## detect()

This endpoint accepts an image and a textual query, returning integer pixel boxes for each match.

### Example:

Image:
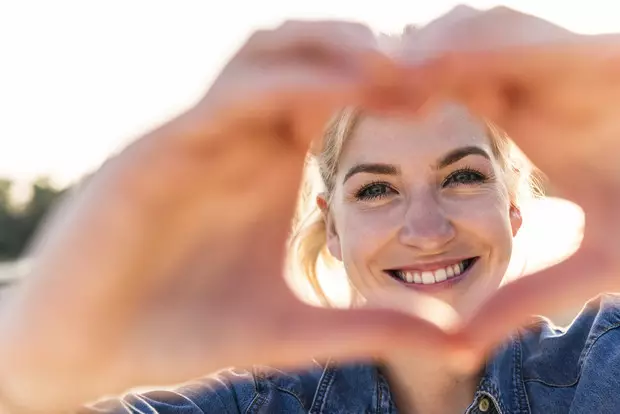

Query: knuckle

[278,19,310,30]
[276,19,323,37]
[488,5,518,15]
[278,19,373,42]
[244,29,273,48]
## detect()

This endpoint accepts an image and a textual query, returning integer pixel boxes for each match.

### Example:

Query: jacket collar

[311,358,391,413]
[314,335,530,414]
[473,334,531,414]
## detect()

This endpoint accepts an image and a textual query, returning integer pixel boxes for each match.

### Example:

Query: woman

[1,6,620,414]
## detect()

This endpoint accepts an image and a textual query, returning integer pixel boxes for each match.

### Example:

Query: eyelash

[355,181,396,201]
[441,167,490,188]
[354,168,490,201]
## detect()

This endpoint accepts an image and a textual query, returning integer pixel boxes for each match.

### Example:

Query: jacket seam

[244,367,266,414]
[376,372,382,414]
[523,321,620,387]
[513,335,532,414]
[244,393,266,414]
[309,359,336,414]
[273,386,306,408]
[577,320,620,369]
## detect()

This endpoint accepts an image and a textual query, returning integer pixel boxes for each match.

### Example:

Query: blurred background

[1,0,618,323]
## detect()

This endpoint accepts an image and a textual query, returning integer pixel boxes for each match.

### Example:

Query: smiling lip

[385,257,479,292]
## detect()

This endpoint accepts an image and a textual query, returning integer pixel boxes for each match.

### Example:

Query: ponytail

[289,158,332,306]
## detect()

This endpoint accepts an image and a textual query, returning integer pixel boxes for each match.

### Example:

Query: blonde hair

[290,108,541,306]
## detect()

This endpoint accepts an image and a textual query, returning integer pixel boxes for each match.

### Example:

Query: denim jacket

[85,294,620,414]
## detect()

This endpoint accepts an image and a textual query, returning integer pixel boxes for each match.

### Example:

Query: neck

[381,351,484,414]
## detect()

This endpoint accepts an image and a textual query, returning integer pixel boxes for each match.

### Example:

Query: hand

[0,21,456,411]
[408,6,620,353]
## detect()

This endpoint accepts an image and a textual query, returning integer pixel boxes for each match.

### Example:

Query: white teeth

[434,268,447,282]
[421,271,434,284]
[391,259,471,285]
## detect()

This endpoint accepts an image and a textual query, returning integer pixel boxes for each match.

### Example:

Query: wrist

[0,369,85,414]
[0,369,47,414]
[0,302,81,413]
[0,393,38,414]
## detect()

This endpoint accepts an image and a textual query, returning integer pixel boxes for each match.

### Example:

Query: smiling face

[322,106,522,309]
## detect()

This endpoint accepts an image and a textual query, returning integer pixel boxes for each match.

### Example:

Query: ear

[316,193,342,261]
[509,205,522,237]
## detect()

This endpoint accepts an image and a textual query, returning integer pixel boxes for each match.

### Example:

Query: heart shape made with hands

[3,9,620,411]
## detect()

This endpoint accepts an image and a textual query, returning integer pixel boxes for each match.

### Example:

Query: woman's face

[324,106,521,309]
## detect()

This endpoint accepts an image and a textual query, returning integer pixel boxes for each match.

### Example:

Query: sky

[0,0,605,295]
[1,0,619,196]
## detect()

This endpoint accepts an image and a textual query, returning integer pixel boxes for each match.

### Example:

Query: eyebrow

[437,146,491,169]
[343,163,399,184]
[342,145,491,184]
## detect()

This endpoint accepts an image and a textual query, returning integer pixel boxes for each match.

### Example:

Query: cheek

[334,205,402,281]
[443,190,513,251]
[336,219,393,298]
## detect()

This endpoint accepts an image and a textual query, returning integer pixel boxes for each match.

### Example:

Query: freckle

[502,82,528,112]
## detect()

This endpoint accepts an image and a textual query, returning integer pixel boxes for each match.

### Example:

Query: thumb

[463,242,617,356]
[290,293,461,365]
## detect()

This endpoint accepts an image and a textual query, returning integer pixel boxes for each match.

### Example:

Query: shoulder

[84,362,330,413]
[519,294,620,372]
[517,293,620,412]
[519,293,620,382]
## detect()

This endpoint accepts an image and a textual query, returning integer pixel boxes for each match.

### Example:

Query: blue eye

[355,182,396,200]
[443,168,487,187]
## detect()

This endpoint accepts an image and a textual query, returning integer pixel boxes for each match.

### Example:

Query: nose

[398,192,456,252]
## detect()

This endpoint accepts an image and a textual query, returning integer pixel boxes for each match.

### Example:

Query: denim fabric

[85,293,620,413]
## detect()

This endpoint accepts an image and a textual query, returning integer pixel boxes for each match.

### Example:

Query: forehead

[340,105,492,166]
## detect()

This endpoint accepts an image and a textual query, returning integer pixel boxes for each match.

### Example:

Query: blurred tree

[0,177,68,260]
[0,179,19,259]
[0,179,11,206]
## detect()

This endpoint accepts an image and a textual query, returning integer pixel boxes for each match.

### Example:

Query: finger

[128,293,462,388]
[242,20,401,101]
[244,20,379,65]
[462,242,617,356]
[415,36,620,111]
[268,305,461,369]
[362,287,461,332]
